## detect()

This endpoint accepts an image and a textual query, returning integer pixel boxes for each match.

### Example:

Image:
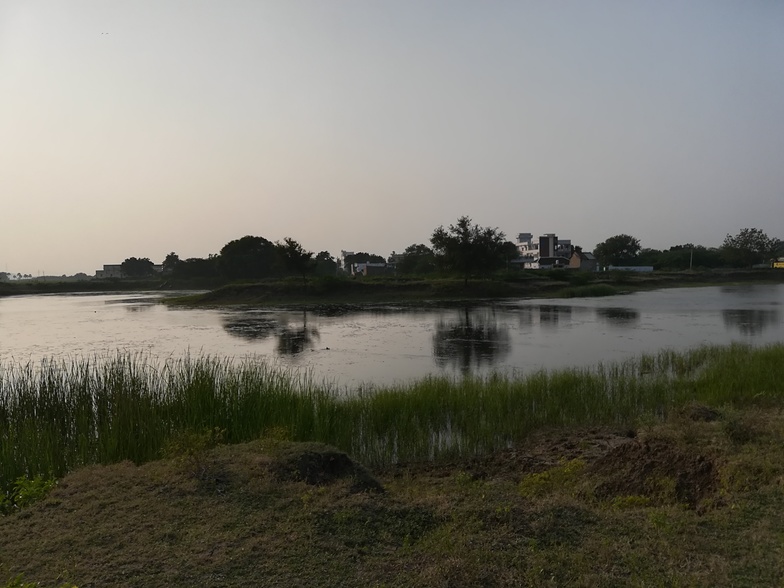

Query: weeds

[1,344,784,495]
[0,476,56,514]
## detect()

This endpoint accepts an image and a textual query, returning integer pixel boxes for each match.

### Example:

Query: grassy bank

[4,384,784,585]
[166,269,784,307]
[2,344,784,497]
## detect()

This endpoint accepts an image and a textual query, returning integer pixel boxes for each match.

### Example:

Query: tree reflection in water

[722,309,780,336]
[221,311,320,354]
[432,307,511,374]
[537,305,572,329]
[276,312,320,355]
[221,313,278,340]
[596,307,640,325]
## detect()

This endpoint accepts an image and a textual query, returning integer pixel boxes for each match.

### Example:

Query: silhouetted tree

[397,244,436,275]
[173,256,220,279]
[721,228,781,267]
[218,236,281,280]
[593,234,641,267]
[314,251,338,276]
[162,252,181,274]
[342,252,385,273]
[277,237,315,284]
[430,216,506,285]
[121,257,155,277]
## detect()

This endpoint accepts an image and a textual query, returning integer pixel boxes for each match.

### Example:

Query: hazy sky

[2,1,783,275]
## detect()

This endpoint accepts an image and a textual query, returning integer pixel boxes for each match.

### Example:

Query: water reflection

[537,305,572,329]
[221,311,320,355]
[276,322,320,355]
[432,308,511,374]
[221,313,278,340]
[125,304,154,313]
[722,309,780,336]
[596,307,640,325]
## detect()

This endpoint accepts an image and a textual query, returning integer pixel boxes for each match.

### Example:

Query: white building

[516,233,573,269]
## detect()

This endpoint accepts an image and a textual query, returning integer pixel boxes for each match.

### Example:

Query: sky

[1,1,783,276]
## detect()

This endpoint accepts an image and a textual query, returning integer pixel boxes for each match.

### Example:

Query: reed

[2,344,783,493]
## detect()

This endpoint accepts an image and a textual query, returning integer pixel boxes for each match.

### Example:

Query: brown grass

[3,404,784,587]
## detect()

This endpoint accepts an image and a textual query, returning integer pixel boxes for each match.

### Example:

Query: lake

[1,284,782,388]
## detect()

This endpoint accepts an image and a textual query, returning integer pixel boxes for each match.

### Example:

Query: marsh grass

[2,344,784,494]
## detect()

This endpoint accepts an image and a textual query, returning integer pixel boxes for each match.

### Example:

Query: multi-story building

[515,233,573,269]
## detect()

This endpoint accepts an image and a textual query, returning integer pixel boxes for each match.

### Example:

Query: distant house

[95,263,163,278]
[352,262,388,276]
[569,251,598,272]
[516,232,574,269]
[95,264,123,279]
[537,256,571,270]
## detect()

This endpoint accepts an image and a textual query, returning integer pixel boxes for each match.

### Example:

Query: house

[95,264,123,279]
[569,251,598,272]
[95,263,164,278]
[351,262,388,276]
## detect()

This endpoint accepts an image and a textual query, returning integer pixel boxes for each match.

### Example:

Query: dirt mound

[588,437,718,509]
[269,443,384,493]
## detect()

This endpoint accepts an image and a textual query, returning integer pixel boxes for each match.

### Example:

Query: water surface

[1,284,782,387]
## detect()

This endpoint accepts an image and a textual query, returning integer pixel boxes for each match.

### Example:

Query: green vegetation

[3,343,784,500]
[4,395,784,585]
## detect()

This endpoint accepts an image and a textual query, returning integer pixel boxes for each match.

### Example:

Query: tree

[342,252,385,273]
[721,228,781,267]
[276,237,315,284]
[314,251,338,276]
[430,216,507,285]
[657,244,725,270]
[593,234,641,267]
[218,236,281,280]
[500,241,520,268]
[162,252,181,274]
[120,257,155,278]
[396,244,436,275]
[173,256,220,279]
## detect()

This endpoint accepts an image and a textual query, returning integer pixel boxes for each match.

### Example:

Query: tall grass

[2,344,784,493]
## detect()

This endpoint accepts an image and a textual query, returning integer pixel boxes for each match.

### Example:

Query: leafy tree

[342,252,385,273]
[314,251,338,276]
[397,244,436,275]
[121,257,155,277]
[501,241,520,268]
[218,236,281,280]
[173,256,220,279]
[430,216,507,285]
[657,244,725,270]
[0,272,9,282]
[721,228,781,267]
[593,234,641,267]
[276,237,314,284]
[162,252,181,274]
[636,248,662,267]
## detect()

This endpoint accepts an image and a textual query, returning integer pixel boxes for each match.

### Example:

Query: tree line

[116,220,782,283]
[593,228,782,270]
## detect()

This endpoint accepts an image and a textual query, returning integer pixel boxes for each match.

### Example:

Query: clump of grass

[519,459,586,498]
